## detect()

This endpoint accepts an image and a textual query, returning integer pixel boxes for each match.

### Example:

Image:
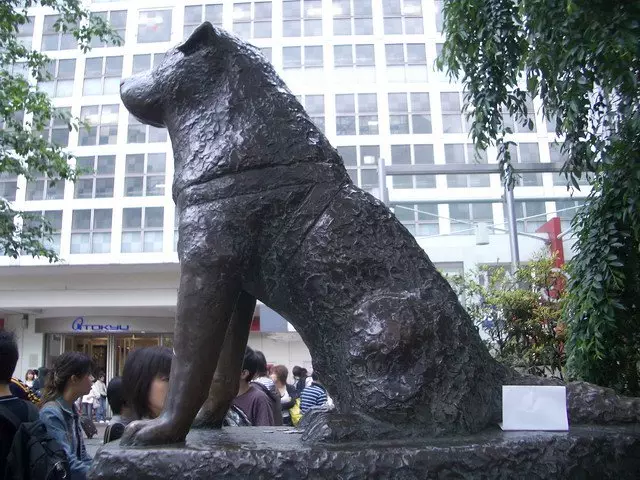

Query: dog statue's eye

[178,21,217,56]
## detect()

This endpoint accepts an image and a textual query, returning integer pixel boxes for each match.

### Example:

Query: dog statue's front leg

[193,290,256,428]
[121,263,241,446]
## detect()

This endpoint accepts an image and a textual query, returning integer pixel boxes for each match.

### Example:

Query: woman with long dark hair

[122,346,173,421]
[39,352,94,479]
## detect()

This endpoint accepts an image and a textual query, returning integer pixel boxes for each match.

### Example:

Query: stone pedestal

[89,425,640,479]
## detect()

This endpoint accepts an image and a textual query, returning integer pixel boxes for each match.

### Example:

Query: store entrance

[64,335,108,376]
[114,334,162,377]
[53,332,174,382]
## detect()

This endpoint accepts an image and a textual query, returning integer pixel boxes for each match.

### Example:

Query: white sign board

[500,385,568,431]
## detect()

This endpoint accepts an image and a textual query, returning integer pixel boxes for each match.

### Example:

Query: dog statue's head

[120,22,278,129]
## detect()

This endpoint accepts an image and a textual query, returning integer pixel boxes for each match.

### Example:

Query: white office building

[0,0,586,380]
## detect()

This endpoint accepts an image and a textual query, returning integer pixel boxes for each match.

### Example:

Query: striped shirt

[300,383,327,414]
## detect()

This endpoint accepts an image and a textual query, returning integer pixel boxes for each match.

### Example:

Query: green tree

[448,255,567,378]
[1,0,119,261]
[438,0,640,394]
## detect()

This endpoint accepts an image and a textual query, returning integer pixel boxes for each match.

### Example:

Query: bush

[447,254,566,378]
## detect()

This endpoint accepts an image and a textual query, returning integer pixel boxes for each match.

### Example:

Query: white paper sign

[500,385,568,431]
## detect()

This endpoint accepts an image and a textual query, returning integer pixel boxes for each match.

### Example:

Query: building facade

[0,0,586,380]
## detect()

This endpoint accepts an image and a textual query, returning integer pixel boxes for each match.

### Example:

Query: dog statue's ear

[178,21,217,55]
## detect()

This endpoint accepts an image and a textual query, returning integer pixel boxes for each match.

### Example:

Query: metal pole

[504,182,520,271]
[377,157,388,204]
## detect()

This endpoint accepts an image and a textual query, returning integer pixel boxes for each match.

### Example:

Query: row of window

[0,136,579,205]
[21,207,171,255]
[23,98,547,160]
[13,198,583,258]
[0,152,166,202]
[337,142,578,191]
[20,1,446,50]
[0,138,575,204]
[392,199,584,237]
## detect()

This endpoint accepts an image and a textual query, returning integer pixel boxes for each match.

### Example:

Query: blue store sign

[71,316,130,332]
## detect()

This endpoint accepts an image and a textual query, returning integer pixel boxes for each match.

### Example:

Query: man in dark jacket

[232,347,275,426]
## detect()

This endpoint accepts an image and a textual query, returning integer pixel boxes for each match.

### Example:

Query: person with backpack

[39,352,94,479]
[0,331,40,476]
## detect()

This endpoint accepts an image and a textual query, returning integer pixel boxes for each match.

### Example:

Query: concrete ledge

[89,425,640,479]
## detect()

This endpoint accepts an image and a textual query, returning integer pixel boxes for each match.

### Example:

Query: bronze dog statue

[120,23,639,445]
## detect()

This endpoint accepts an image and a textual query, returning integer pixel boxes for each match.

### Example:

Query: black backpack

[0,405,70,480]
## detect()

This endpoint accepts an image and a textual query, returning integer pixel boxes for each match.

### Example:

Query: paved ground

[85,421,108,457]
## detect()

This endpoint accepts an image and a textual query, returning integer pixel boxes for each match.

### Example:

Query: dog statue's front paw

[120,417,185,446]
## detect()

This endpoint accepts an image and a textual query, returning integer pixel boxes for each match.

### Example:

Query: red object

[250,316,260,332]
[536,217,564,268]
[0,318,4,330]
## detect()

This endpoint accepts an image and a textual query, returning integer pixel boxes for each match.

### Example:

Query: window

[444,144,490,188]
[184,4,223,37]
[334,44,375,82]
[441,92,468,133]
[261,47,272,62]
[393,203,439,236]
[333,0,373,35]
[555,200,584,231]
[39,59,75,98]
[336,93,378,135]
[0,173,18,202]
[283,0,322,37]
[70,209,112,254]
[433,43,451,82]
[79,105,119,146]
[550,143,590,186]
[41,15,76,51]
[40,108,71,147]
[300,95,325,132]
[507,143,541,186]
[383,0,423,35]
[502,96,536,133]
[515,201,547,233]
[283,46,323,69]
[124,153,166,197]
[83,56,122,95]
[388,92,431,134]
[122,207,164,253]
[138,10,172,43]
[233,2,272,39]
[24,211,63,254]
[25,172,65,201]
[338,145,379,190]
[390,144,435,189]
[127,114,167,143]
[17,16,34,49]
[0,110,24,132]
[546,112,559,135]
[385,43,428,82]
[434,0,444,33]
[449,203,496,235]
[334,44,375,67]
[74,155,115,198]
[132,53,165,73]
[91,10,126,47]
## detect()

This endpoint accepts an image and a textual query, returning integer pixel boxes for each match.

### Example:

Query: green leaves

[440,0,640,394]
[447,255,567,378]
[0,1,119,261]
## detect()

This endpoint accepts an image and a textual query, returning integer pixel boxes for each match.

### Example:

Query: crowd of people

[0,329,332,479]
